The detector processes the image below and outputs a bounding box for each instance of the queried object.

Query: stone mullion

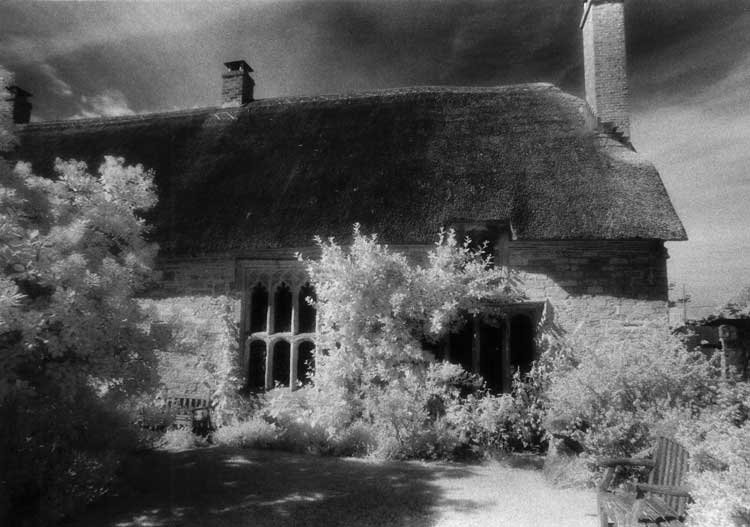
[267,279,275,334]
[265,340,274,391]
[290,340,299,390]
[291,284,299,335]
[265,277,276,390]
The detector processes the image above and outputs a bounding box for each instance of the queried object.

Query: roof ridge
[20,83,561,131]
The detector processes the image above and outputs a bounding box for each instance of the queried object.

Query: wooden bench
[597,437,691,527]
[166,395,212,433]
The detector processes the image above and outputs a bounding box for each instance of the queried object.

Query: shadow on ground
[68,446,478,527]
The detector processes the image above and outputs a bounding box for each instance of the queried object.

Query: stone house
[2,0,685,403]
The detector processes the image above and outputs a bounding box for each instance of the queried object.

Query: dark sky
[2,0,749,318]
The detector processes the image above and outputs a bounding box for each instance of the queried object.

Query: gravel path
[71,446,598,527]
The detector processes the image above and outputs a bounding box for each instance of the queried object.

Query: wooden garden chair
[597,437,691,527]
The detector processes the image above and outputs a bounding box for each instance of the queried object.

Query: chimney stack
[222,60,254,107]
[580,0,629,139]
[6,86,32,124]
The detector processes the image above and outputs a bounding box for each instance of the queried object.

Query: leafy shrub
[135,402,177,431]
[160,428,209,451]
[674,382,750,527]
[543,333,718,458]
[263,386,364,455]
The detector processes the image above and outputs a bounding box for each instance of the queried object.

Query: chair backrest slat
[647,437,689,517]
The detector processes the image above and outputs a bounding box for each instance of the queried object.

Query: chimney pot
[580,0,629,139]
[222,60,254,107]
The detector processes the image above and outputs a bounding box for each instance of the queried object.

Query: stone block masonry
[155,257,236,296]
[582,0,629,138]
[509,239,669,346]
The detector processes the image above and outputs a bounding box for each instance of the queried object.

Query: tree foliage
[0,156,157,402]
[306,224,520,391]
[0,155,158,524]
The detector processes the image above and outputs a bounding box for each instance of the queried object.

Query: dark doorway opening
[479,317,504,393]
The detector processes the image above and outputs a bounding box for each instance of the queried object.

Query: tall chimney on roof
[222,60,254,107]
[6,86,32,124]
[580,0,629,139]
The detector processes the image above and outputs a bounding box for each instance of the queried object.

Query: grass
[68,446,598,527]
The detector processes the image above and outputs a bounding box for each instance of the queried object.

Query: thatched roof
[14,84,686,255]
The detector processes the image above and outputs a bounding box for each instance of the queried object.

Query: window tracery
[241,266,317,391]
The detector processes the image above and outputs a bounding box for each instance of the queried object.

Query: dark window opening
[443,310,537,394]
[272,341,291,387]
[465,228,493,257]
[297,341,315,385]
[250,283,268,333]
[510,314,535,377]
[248,340,266,391]
[298,283,316,334]
[449,316,474,373]
[274,282,293,333]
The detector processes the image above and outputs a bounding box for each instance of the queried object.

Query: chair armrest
[596,457,656,468]
[635,483,691,498]
[596,457,656,493]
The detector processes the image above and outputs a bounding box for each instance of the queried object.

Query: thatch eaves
[13,84,687,255]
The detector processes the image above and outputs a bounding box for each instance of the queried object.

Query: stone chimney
[5,86,32,124]
[222,60,254,107]
[580,0,629,139]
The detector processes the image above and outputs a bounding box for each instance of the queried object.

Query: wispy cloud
[71,89,134,119]
[39,63,72,97]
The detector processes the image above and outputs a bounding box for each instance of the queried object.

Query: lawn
[71,446,598,527]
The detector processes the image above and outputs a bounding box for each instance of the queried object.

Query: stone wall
[142,239,670,404]
[509,239,669,347]
[155,257,236,296]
